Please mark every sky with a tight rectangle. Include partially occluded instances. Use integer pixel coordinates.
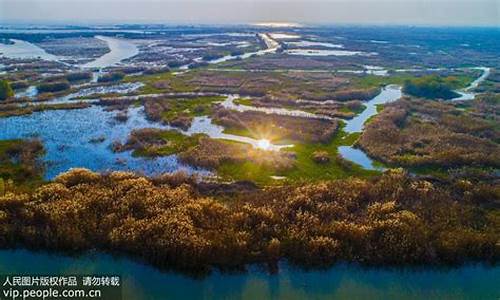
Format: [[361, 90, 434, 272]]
[[0, 0, 499, 26]]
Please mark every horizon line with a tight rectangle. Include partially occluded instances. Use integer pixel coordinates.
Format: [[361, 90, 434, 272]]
[[0, 21, 499, 29]]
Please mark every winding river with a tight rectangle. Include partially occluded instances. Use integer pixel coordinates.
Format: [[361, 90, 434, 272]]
[[452, 67, 491, 101], [179, 33, 280, 70], [81, 36, 139, 69], [338, 85, 402, 170]]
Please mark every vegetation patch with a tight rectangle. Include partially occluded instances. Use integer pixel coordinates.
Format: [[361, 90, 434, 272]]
[[126, 71, 196, 94], [97, 72, 125, 83], [0, 80, 14, 101], [0, 139, 45, 190], [212, 126, 378, 184], [358, 97, 500, 171], [280, 129, 378, 182], [114, 128, 202, 157], [403, 75, 462, 100], [0, 102, 92, 118], [354, 71, 476, 91], [122, 95, 378, 185], [132, 70, 382, 102], [37, 81, 71, 93], [114, 128, 295, 183], [458, 93, 499, 122], [212, 108, 339, 143], [65, 72, 93, 82], [0, 168, 496, 274], [238, 97, 367, 119], [180, 137, 294, 171], [143, 95, 224, 129]]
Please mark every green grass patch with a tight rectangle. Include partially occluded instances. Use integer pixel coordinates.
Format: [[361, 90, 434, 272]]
[[220, 126, 254, 139], [217, 161, 278, 185], [132, 131, 203, 157], [408, 165, 450, 179], [233, 98, 254, 106], [161, 96, 225, 122], [353, 72, 476, 90], [125, 71, 196, 94], [363, 105, 385, 126], [157, 131, 202, 156], [339, 104, 367, 115], [216, 126, 379, 185], [280, 130, 377, 182], [375, 104, 384, 113]]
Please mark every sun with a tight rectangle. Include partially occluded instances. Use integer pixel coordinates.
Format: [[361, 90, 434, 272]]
[[256, 139, 271, 151]]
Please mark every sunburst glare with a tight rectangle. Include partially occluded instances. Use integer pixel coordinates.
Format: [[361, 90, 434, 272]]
[[256, 139, 271, 150]]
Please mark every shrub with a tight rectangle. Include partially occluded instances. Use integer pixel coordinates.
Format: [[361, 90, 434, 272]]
[[10, 81, 29, 90], [0, 139, 44, 184], [143, 99, 168, 122], [188, 62, 209, 69], [66, 72, 92, 82], [97, 72, 125, 83], [144, 67, 170, 75], [0, 178, 4, 196], [37, 81, 70, 93], [202, 53, 224, 61], [403, 75, 460, 100], [230, 50, 244, 56], [169, 114, 192, 130], [167, 61, 189, 68], [312, 151, 330, 164], [54, 168, 100, 187], [0, 80, 14, 100], [358, 98, 500, 169]]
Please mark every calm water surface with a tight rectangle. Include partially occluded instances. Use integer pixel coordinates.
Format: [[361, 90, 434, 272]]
[[0, 106, 199, 179], [344, 85, 402, 134], [0, 39, 59, 60], [81, 36, 139, 69], [338, 85, 402, 169], [0, 250, 497, 300], [338, 146, 385, 171]]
